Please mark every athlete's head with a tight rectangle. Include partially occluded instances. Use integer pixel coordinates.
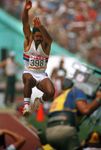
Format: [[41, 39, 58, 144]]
[[32, 27, 43, 44]]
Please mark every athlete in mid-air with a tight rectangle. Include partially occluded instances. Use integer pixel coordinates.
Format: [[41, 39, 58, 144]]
[[22, 0, 55, 116]]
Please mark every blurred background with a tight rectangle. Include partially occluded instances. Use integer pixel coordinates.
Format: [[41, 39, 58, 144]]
[[0, 0, 101, 67], [0, 0, 101, 150]]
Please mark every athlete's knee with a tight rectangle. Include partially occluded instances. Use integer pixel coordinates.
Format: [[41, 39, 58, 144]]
[[46, 88, 55, 98]]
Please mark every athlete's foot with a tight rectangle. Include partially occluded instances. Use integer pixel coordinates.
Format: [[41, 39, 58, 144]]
[[31, 97, 44, 111], [23, 104, 30, 117]]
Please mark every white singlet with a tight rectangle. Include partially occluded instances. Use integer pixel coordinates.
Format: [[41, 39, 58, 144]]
[[23, 41, 49, 81]]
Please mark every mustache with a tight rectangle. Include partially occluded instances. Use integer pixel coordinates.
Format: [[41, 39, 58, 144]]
[[36, 40, 42, 43]]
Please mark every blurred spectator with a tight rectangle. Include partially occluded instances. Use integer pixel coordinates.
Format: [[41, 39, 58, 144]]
[[51, 58, 67, 98], [0, 129, 25, 150], [41, 78, 101, 150], [0, 51, 17, 106], [87, 46, 101, 68]]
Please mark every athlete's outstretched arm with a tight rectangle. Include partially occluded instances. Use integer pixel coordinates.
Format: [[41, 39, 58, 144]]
[[39, 25, 52, 45], [22, 0, 32, 40], [33, 17, 52, 45]]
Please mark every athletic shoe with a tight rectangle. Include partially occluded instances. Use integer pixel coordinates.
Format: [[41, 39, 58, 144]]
[[23, 104, 30, 116], [32, 97, 44, 111]]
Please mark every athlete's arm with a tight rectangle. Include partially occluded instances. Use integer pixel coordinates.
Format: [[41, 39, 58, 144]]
[[39, 25, 52, 45], [22, 0, 32, 41], [33, 17, 52, 45]]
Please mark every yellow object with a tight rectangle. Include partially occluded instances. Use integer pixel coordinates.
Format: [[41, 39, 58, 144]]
[[43, 144, 55, 150], [49, 89, 71, 112], [89, 132, 100, 143]]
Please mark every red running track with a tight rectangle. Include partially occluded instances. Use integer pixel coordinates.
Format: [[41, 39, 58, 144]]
[[0, 112, 42, 150]]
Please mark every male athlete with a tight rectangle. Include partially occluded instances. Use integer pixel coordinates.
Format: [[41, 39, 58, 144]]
[[22, 0, 55, 115]]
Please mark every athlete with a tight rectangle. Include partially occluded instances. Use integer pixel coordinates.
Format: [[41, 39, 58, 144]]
[[22, 0, 55, 116]]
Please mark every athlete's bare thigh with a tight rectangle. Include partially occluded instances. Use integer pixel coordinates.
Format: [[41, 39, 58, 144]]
[[36, 78, 55, 93], [23, 73, 37, 87]]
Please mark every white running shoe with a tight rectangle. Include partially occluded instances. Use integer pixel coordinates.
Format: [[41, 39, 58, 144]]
[[23, 104, 30, 116]]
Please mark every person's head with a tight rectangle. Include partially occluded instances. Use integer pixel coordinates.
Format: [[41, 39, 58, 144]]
[[32, 27, 43, 45], [62, 78, 74, 90], [59, 58, 65, 68], [9, 51, 15, 60]]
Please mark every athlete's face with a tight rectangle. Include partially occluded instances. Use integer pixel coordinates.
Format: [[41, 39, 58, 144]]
[[33, 32, 43, 44]]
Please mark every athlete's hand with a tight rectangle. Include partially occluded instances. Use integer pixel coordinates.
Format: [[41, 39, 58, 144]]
[[33, 17, 41, 28], [25, 0, 32, 10]]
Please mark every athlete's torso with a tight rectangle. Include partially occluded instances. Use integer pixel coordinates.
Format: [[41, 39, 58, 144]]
[[23, 41, 49, 73]]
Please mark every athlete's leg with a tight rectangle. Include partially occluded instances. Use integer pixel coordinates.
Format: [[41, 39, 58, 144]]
[[36, 78, 55, 101], [22, 73, 37, 115], [23, 73, 37, 97]]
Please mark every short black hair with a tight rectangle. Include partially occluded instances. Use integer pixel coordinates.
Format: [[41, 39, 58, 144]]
[[62, 78, 74, 90], [32, 27, 40, 34]]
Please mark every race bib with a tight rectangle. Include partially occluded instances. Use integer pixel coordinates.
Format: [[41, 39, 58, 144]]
[[29, 55, 48, 70]]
